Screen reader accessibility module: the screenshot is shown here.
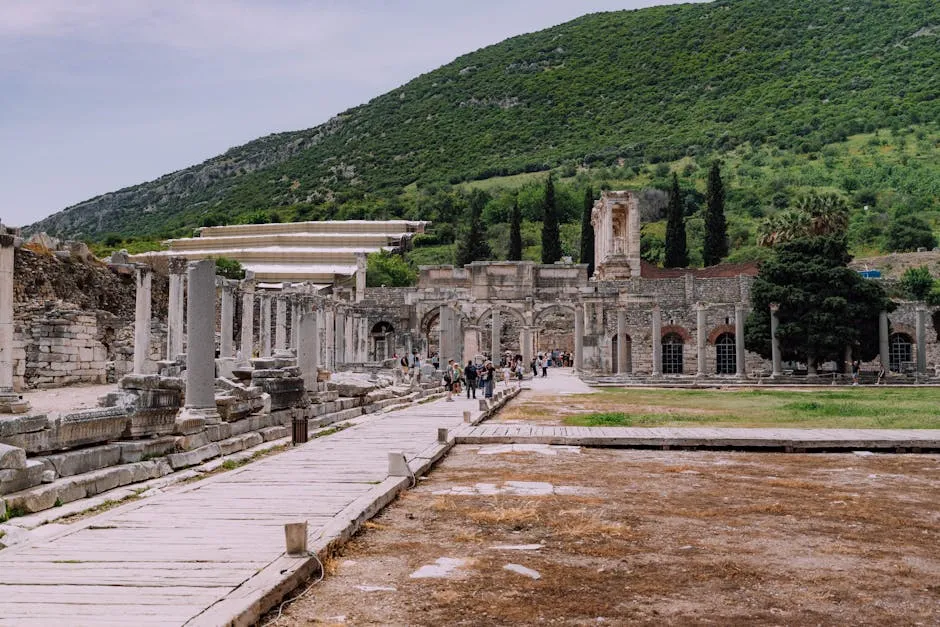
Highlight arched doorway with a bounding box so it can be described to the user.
[611,333,632,374]
[715,332,736,375]
[889,333,913,372]
[371,321,395,361]
[421,310,440,360]
[662,332,684,374]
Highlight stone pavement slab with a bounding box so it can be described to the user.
[0,391,506,626]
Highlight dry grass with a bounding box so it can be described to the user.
[498,387,940,429]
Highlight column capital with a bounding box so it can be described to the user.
[916,304,928,313]
[168,256,187,275]
[769,302,780,313]
[735,302,748,313]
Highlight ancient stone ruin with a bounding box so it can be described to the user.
[1,194,937,516]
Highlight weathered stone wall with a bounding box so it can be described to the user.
[11,247,169,390]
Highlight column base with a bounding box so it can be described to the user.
[0,391,30,415]
[175,406,221,434]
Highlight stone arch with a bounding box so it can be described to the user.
[707,324,736,346]
[660,324,691,343]
[474,306,526,329]
[533,304,577,327]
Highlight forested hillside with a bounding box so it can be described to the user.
[28,0,940,266]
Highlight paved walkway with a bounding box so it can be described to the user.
[0,390,489,626]
[454,424,940,451]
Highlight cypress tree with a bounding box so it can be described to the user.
[664,173,688,268]
[579,187,595,275]
[541,173,562,264]
[455,190,492,267]
[703,162,728,266]
[508,199,523,261]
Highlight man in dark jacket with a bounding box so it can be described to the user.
[464,360,478,399]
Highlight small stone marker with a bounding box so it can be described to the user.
[463,410,471,423]
[284,521,308,556]
[437,428,448,443]
[387,451,410,477]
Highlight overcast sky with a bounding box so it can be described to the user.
[0,0,696,227]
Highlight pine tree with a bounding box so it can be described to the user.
[455,190,492,267]
[702,162,728,266]
[508,199,523,261]
[579,187,595,275]
[541,174,562,264]
[664,173,688,268]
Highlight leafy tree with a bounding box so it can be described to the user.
[663,174,688,268]
[541,174,562,264]
[702,162,727,266]
[366,250,417,287]
[508,199,523,261]
[455,190,492,267]
[756,193,849,247]
[214,257,246,280]
[899,266,935,301]
[579,187,595,274]
[885,215,937,252]
[744,236,895,372]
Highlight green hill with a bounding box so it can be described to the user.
[29,0,940,263]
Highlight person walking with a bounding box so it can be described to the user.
[484,361,495,398]
[464,360,478,399]
[540,355,547,378]
[530,357,538,377]
[443,359,455,401]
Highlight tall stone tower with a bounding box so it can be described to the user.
[591,191,641,279]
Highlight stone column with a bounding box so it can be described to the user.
[355,253,367,303]
[358,317,369,361]
[166,257,186,361]
[260,294,272,357]
[617,309,628,375]
[344,314,354,360]
[916,305,927,375]
[770,303,782,377]
[464,325,480,363]
[297,304,319,390]
[651,306,662,377]
[439,305,455,364]
[133,265,152,374]
[695,304,707,377]
[239,280,255,361]
[574,306,584,371]
[878,310,890,371]
[219,279,235,359]
[521,326,533,367]
[0,233,15,393]
[291,297,302,350]
[490,309,501,360]
[275,296,288,350]
[323,309,334,370]
[334,309,346,365]
[734,303,746,377]
[184,259,219,422]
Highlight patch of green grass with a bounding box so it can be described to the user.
[0,506,26,523]
[558,387,940,429]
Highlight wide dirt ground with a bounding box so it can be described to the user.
[276,445,940,626]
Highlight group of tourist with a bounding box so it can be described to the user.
[440,356,527,402]
[403,347,574,400]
